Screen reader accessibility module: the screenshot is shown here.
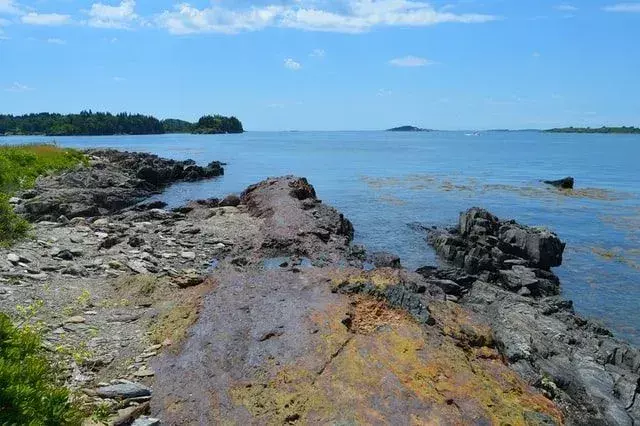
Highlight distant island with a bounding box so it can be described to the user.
[386,125,430,132]
[545,126,640,134]
[0,111,244,136]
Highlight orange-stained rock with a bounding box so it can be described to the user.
[152,266,562,425]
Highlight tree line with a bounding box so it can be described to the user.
[0,111,244,136]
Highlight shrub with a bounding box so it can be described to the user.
[0,313,82,425]
[0,194,29,246]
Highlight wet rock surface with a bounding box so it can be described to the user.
[418,207,640,425]
[13,149,224,222]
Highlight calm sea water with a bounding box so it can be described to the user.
[3,131,640,344]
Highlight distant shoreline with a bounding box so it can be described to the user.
[545,126,640,134]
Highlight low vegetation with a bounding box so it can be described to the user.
[0,313,82,425]
[0,111,244,136]
[0,144,85,245]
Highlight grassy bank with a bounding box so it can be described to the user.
[1,144,85,424]
[0,144,85,245]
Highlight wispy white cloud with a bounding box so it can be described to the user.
[5,82,34,92]
[112,76,126,82]
[532,51,541,57]
[47,37,66,44]
[0,0,20,15]
[554,4,578,11]
[87,0,140,29]
[377,88,393,96]
[21,12,72,26]
[603,3,640,12]
[284,58,301,70]
[0,17,10,35]
[310,48,326,58]
[156,0,497,35]
[389,55,434,67]
[156,4,283,35]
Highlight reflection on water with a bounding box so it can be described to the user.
[2,131,640,344]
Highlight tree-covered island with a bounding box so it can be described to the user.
[386,125,431,132]
[0,111,244,136]
[545,126,640,134]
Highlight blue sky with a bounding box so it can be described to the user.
[0,0,639,130]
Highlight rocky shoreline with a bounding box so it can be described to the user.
[1,149,638,425]
[416,208,640,425]
[13,149,224,222]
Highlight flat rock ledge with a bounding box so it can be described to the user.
[418,207,640,425]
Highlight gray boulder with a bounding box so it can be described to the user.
[369,252,401,269]
[95,382,151,399]
[498,224,565,269]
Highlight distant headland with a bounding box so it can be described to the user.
[386,125,431,132]
[0,111,244,136]
[545,126,640,134]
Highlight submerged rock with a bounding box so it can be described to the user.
[544,177,574,189]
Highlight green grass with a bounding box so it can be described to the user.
[0,144,85,245]
[0,313,83,425]
[0,146,87,423]
[0,144,86,193]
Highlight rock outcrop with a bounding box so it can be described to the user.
[150,181,563,425]
[14,149,224,222]
[419,207,640,425]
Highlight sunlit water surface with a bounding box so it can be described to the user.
[3,131,640,344]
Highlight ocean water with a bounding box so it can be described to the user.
[3,131,640,345]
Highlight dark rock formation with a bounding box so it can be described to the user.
[219,194,241,207]
[418,207,640,425]
[242,176,354,263]
[369,251,402,269]
[14,149,224,222]
[332,269,436,326]
[544,177,575,189]
[427,207,564,296]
